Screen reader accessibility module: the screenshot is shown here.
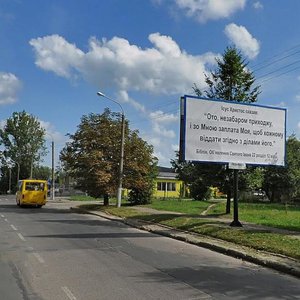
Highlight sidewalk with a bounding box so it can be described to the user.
[63,200,300,279]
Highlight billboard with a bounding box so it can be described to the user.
[180,95,286,166]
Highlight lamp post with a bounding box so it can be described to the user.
[51,139,55,201]
[47,134,55,201]
[27,143,33,179]
[97,91,125,208]
[8,167,11,194]
[15,161,20,185]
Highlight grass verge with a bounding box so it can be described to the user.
[78,202,300,260]
[210,202,300,232]
[143,198,215,214]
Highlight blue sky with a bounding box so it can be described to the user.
[1,0,300,167]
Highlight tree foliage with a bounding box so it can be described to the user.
[60,109,157,202]
[195,46,260,102]
[0,111,47,192]
[181,47,261,207]
[263,135,300,202]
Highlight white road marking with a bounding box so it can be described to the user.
[0,214,4,217]
[61,286,77,300]
[10,224,18,231]
[17,233,26,241]
[33,253,45,264]
[4,218,8,222]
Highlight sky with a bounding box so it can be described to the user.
[1,0,300,168]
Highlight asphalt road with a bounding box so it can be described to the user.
[0,195,299,300]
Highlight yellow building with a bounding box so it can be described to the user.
[153,167,186,199]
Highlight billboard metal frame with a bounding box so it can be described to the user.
[180,95,287,167]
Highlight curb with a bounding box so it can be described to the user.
[70,207,300,278]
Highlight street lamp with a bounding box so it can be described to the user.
[51,139,55,201]
[8,167,11,194]
[97,91,125,208]
[47,134,55,201]
[15,161,20,185]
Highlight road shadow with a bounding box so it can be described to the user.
[0,203,73,215]
[37,218,124,228]
[134,265,300,299]
[28,231,155,239]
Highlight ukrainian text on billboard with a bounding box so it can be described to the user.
[183,96,286,166]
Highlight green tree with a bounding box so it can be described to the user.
[33,166,52,181]
[192,46,261,211]
[172,153,230,201]
[0,111,47,192]
[194,46,260,102]
[60,109,157,204]
[263,135,300,202]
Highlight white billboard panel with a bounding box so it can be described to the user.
[182,96,286,166]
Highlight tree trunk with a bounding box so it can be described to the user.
[226,189,231,214]
[103,193,109,206]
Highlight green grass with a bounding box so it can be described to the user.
[75,197,300,259]
[69,195,101,201]
[149,215,300,259]
[78,204,146,218]
[144,198,214,214]
[210,202,300,232]
[79,205,300,259]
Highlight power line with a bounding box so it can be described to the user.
[253,49,300,73]
[146,99,178,111]
[256,59,300,80]
[258,65,300,85]
[250,42,300,70]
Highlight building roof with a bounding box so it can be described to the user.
[157,166,178,180]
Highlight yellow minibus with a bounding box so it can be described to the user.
[16,179,48,208]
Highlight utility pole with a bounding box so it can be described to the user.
[8,168,12,194]
[51,140,55,200]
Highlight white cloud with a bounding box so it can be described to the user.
[175,0,246,23]
[153,123,176,138]
[30,33,217,95]
[143,134,174,166]
[273,101,286,108]
[253,1,263,10]
[0,73,22,105]
[117,90,146,113]
[141,119,177,166]
[0,119,6,129]
[224,23,260,59]
[172,144,179,152]
[29,34,84,78]
[39,120,66,143]
[149,33,181,57]
[30,33,218,167]
[149,110,178,123]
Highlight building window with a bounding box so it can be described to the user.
[157,182,176,191]
[168,182,176,191]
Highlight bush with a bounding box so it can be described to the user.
[190,179,211,201]
[128,187,152,205]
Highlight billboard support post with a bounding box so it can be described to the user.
[230,169,243,227]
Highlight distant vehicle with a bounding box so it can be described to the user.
[16,179,48,208]
[253,189,266,197]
